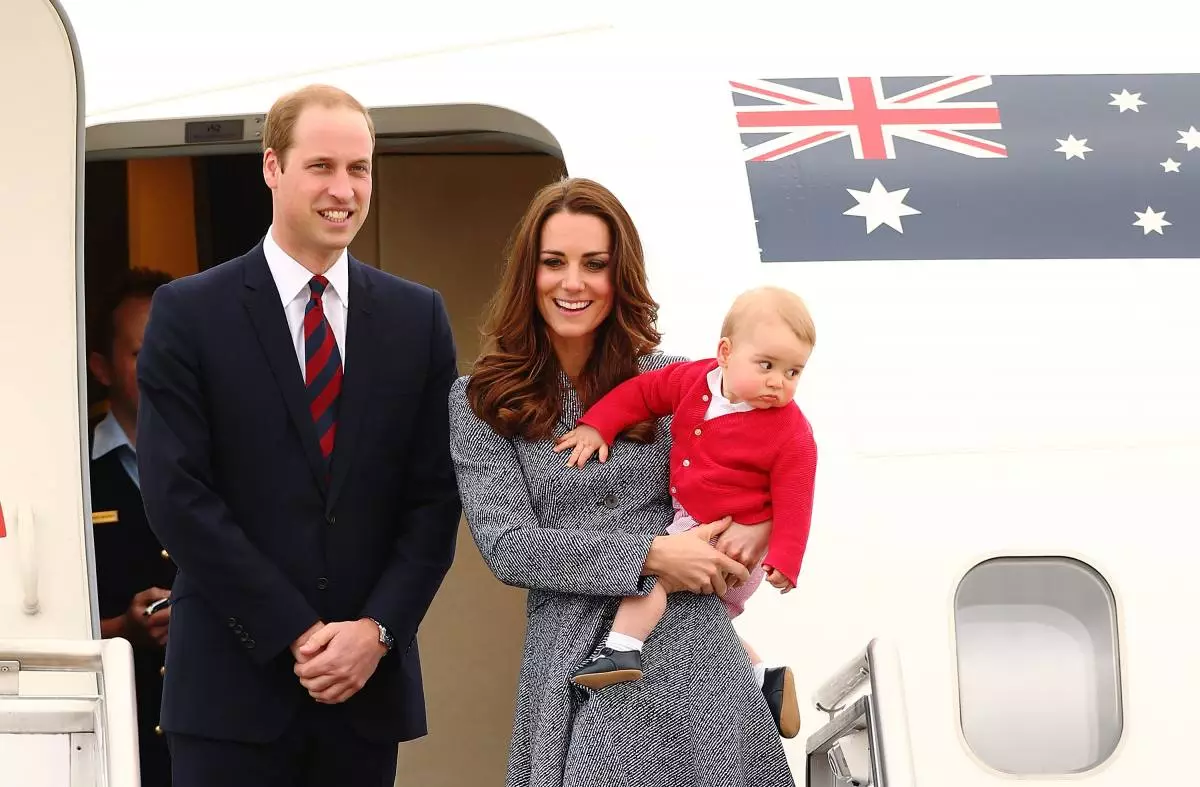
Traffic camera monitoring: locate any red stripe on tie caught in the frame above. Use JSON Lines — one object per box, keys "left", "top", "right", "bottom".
{"left": 310, "top": 366, "right": 342, "bottom": 421}
{"left": 307, "top": 329, "right": 335, "bottom": 385}
{"left": 319, "top": 422, "right": 337, "bottom": 457}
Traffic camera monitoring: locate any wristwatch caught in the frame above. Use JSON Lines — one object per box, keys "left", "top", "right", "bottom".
{"left": 368, "top": 617, "right": 394, "bottom": 652}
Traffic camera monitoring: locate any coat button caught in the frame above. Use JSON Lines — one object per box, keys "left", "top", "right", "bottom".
{"left": 160, "top": 549, "right": 170, "bottom": 560}
{"left": 603, "top": 494, "right": 618, "bottom": 509}
{"left": 317, "top": 577, "right": 329, "bottom": 590}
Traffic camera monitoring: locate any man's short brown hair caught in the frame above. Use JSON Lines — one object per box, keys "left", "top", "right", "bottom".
{"left": 261, "top": 84, "right": 375, "bottom": 170}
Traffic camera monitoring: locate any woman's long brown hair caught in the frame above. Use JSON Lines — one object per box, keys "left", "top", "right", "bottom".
{"left": 466, "top": 177, "right": 662, "bottom": 442}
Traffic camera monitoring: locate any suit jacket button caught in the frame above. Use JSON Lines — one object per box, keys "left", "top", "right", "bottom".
{"left": 316, "top": 577, "right": 329, "bottom": 590}
{"left": 245, "top": 639, "right": 256, "bottom": 649}
{"left": 227, "top": 618, "right": 237, "bottom": 628}
{"left": 327, "top": 515, "right": 336, "bottom": 526}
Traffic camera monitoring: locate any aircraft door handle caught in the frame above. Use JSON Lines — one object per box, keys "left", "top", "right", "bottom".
{"left": 9, "top": 502, "right": 39, "bottom": 615}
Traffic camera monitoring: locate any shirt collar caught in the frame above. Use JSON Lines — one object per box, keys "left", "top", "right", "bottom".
{"left": 92, "top": 410, "right": 134, "bottom": 460}
{"left": 706, "top": 366, "right": 755, "bottom": 413}
{"left": 263, "top": 225, "right": 350, "bottom": 307}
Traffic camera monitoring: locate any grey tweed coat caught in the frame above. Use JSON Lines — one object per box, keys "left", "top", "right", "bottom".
{"left": 448, "top": 351, "right": 796, "bottom": 787}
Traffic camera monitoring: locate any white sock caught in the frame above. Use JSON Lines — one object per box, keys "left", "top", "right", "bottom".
{"left": 753, "top": 663, "right": 767, "bottom": 688}
{"left": 604, "top": 632, "right": 645, "bottom": 652}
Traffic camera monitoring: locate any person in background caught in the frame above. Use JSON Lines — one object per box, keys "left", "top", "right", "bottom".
{"left": 87, "top": 265, "right": 176, "bottom": 787}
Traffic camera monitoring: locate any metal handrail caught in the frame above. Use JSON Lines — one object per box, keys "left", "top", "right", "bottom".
{"left": 813, "top": 646, "right": 870, "bottom": 713}
{"left": 0, "top": 638, "right": 140, "bottom": 787}
{"left": 807, "top": 638, "right": 916, "bottom": 787}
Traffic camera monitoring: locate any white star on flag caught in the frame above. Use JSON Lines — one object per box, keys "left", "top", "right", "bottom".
{"left": 1177, "top": 127, "right": 1200, "bottom": 151}
{"left": 1055, "top": 134, "right": 1092, "bottom": 160}
{"left": 843, "top": 179, "right": 921, "bottom": 234}
{"left": 1108, "top": 89, "right": 1145, "bottom": 112}
{"left": 1161, "top": 158, "right": 1181, "bottom": 173}
{"left": 1133, "top": 206, "right": 1170, "bottom": 235}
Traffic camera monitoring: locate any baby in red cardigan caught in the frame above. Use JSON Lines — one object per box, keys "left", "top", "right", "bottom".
{"left": 554, "top": 285, "right": 817, "bottom": 738}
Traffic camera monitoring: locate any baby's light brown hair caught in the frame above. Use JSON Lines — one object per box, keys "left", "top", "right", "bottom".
{"left": 720, "top": 286, "right": 816, "bottom": 346}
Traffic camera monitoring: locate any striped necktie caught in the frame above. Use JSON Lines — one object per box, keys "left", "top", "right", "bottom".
{"left": 304, "top": 275, "right": 342, "bottom": 466}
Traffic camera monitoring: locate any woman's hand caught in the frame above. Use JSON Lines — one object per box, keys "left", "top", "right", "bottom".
{"left": 644, "top": 517, "right": 750, "bottom": 596}
{"left": 715, "top": 518, "right": 772, "bottom": 570}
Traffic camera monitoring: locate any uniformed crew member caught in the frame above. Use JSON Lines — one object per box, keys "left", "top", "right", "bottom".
{"left": 87, "top": 266, "right": 176, "bottom": 787}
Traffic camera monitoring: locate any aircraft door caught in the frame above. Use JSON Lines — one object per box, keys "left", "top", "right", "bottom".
{"left": 0, "top": 0, "right": 93, "bottom": 643}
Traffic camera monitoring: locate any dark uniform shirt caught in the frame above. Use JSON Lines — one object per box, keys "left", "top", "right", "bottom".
{"left": 89, "top": 413, "right": 175, "bottom": 787}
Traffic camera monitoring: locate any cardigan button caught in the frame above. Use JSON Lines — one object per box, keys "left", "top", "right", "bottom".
{"left": 702, "top": 395, "right": 710, "bottom": 402}
{"left": 693, "top": 428, "right": 701, "bottom": 436}
{"left": 682, "top": 459, "right": 690, "bottom": 467}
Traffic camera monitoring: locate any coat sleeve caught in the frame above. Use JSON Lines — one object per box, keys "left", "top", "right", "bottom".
{"left": 762, "top": 427, "right": 818, "bottom": 586}
{"left": 448, "top": 377, "right": 658, "bottom": 598}
{"left": 359, "top": 289, "right": 462, "bottom": 651}
{"left": 136, "top": 282, "right": 321, "bottom": 664}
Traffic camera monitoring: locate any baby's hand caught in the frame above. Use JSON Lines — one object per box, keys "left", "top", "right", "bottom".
{"left": 553, "top": 425, "right": 609, "bottom": 467}
{"left": 764, "top": 565, "right": 794, "bottom": 594}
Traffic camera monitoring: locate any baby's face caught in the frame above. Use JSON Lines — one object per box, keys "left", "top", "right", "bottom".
{"left": 718, "top": 317, "right": 812, "bottom": 409}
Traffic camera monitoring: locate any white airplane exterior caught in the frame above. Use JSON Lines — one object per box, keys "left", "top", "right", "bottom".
{"left": 3, "top": 0, "right": 1199, "bottom": 784}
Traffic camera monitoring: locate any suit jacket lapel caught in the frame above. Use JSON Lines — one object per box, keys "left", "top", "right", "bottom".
{"left": 240, "top": 247, "right": 328, "bottom": 492}
{"left": 326, "top": 258, "right": 374, "bottom": 513}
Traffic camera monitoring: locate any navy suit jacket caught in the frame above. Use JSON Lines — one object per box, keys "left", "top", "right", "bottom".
{"left": 136, "top": 243, "right": 462, "bottom": 744}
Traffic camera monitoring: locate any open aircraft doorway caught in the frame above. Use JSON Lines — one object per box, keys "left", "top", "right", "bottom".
{"left": 83, "top": 104, "right": 567, "bottom": 786}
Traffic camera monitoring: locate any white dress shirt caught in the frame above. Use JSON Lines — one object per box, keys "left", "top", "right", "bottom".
{"left": 92, "top": 410, "right": 139, "bottom": 489}
{"left": 704, "top": 366, "right": 754, "bottom": 421}
{"left": 263, "top": 226, "right": 349, "bottom": 377}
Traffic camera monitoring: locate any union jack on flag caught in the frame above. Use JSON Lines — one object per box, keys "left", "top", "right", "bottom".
{"left": 732, "top": 75, "right": 1007, "bottom": 162}
{"left": 732, "top": 73, "right": 1200, "bottom": 261}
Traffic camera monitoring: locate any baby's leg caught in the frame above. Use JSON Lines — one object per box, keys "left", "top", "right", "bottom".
{"left": 724, "top": 576, "right": 800, "bottom": 738}
{"left": 611, "top": 581, "right": 667, "bottom": 642}
{"left": 570, "top": 583, "right": 666, "bottom": 690}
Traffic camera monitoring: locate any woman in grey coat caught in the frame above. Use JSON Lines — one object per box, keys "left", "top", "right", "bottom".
{"left": 448, "top": 177, "right": 797, "bottom": 787}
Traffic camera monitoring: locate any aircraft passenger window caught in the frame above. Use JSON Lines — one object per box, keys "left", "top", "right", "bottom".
{"left": 953, "top": 556, "right": 1123, "bottom": 775}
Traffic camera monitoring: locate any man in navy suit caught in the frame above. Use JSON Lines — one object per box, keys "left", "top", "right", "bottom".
{"left": 136, "top": 84, "right": 462, "bottom": 786}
